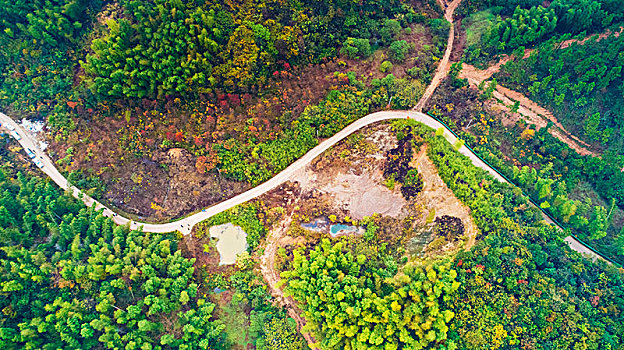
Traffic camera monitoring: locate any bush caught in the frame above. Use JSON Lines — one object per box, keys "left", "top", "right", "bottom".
{"left": 379, "top": 19, "right": 402, "bottom": 45}
{"left": 400, "top": 168, "right": 423, "bottom": 199}
{"left": 389, "top": 40, "right": 410, "bottom": 62}
{"left": 379, "top": 60, "right": 393, "bottom": 73}
{"left": 434, "top": 215, "right": 465, "bottom": 241}
{"left": 339, "top": 37, "right": 372, "bottom": 59}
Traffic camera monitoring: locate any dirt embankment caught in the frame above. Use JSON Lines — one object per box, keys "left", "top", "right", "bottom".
{"left": 463, "top": 26, "right": 623, "bottom": 84}
{"left": 457, "top": 27, "right": 624, "bottom": 158}
{"left": 559, "top": 26, "right": 622, "bottom": 49}
{"left": 480, "top": 80, "right": 598, "bottom": 157}
{"left": 412, "top": 145, "right": 478, "bottom": 250}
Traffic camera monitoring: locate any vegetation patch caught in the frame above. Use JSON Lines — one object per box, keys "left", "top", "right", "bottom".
{"left": 283, "top": 239, "right": 460, "bottom": 349}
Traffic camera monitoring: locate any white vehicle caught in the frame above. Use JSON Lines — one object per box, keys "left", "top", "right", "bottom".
{"left": 26, "top": 148, "right": 36, "bottom": 158}
{"left": 10, "top": 131, "right": 21, "bottom": 140}
{"left": 5, "top": 124, "right": 15, "bottom": 131}
{"left": 33, "top": 158, "right": 44, "bottom": 169}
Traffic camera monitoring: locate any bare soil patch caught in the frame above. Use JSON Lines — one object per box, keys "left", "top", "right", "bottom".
{"left": 413, "top": 146, "right": 478, "bottom": 252}
{"left": 450, "top": 18, "right": 466, "bottom": 61}
{"left": 290, "top": 124, "right": 477, "bottom": 252}
{"left": 257, "top": 122, "right": 479, "bottom": 347}
{"left": 292, "top": 124, "right": 406, "bottom": 220}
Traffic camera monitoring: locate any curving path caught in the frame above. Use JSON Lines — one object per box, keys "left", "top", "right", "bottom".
{"left": 2, "top": 110, "right": 610, "bottom": 265}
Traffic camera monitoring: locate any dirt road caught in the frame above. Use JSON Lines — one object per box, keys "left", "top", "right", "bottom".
{"left": 414, "top": 0, "right": 462, "bottom": 111}
{"left": 259, "top": 215, "right": 320, "bottom": 349}
{"left": 458, "top": 27, "right": 624, "bottom": 158}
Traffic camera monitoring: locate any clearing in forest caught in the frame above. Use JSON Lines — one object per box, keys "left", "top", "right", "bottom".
{"left": 258, "top": 122, "right": 479, "bottom": 348}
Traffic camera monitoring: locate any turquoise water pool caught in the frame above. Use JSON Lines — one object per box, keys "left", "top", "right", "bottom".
{"left": 330, "top": 224, "right": 358, "bottom": 237}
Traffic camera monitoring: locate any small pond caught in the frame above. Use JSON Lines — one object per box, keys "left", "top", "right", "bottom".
{"left": 301, "top": 217, "right": 364, "bottom": 237}
{"left": 209, "top": 223, "right": 248, "bottom": 265}
{"left": 329, "top": 224, "right": 360, "bottom": 237}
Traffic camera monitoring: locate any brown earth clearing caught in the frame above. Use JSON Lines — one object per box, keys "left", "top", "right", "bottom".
{"left": 453, "top": 27, "right": 624, "bottom": 158}
{"left": 257, "top": 122, "right": 477, "bottom": 348}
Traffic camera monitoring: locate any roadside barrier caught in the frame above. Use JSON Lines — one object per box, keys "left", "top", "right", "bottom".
{"left": 424, "top": 111, "right": 621, "bottom": 267}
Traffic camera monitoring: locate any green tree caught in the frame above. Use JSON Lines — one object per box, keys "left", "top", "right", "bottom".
{"left": 388, "top": 40, "right": 410, "bottom": 62}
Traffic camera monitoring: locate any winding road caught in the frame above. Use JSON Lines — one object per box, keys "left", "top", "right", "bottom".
{"left": 0, "top": 110, "right": 502, "bottom": 232}
{"left": 0, "top": 0, "right": 613, "bottom": 266}
{"left": 0, "top": 110, "right": 609, "bottom": 264}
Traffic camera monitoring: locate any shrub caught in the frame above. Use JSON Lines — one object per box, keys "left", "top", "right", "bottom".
{"left": 390, "top": 79, "right": 425, "bottom": 109}
{"left": 434, "top": 215, "right": 465, "bottom": 241}
{"left": 401, "top": 168, "right": 424, "bottom": 199}
{"left": 389, "top": 40, "right": 410, "bottom": 62}
{"left": 379, "top": 19, "right": 402, "bottom": 45}
{"left": 339, "top": 37, "right": 372, "bottom": 59}
{"left": 379, "top": 60, "right": 393, "bottom": 73}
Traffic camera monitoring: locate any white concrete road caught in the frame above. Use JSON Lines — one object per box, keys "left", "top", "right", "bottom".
{"left": 1, "top": 111, "right": 500, "bottom": 232}
{"left": 0, "top": 111, "right": 609, "bottom": 264}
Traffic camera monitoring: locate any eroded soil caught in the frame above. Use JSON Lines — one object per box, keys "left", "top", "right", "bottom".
{"left": 456, "top": 27, "right": 624, "bottom": 159}
{"left": 412, "top": 145, "right": 478, "bottom": 251}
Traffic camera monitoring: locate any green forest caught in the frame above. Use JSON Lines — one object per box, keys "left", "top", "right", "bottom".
{"left": 0, "top": 165, "right": 220, "bottom": 348}
{"left": 0, "top": 159, "right": 305, "bottom": 349}
{"left": 2, "top": 0, "right": 624, "bottom": 349}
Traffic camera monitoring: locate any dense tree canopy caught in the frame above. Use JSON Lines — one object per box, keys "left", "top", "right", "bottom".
{"left": 283, "top": 239, "right": 459, "bottom": 349}
{"left": 400, "top": 122, "right": 624, "bottom": 348}
{"left": 0, "top": 167, "right": 224, "bottom": 349}
{"left": 464, "top": 0, "right": 624, "bottom": 61}
{"left": 83, "top": 0, "right": 435, "bottom": 99}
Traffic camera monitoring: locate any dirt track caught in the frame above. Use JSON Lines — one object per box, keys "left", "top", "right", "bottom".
{"left": 460, "top": 64, "right": 598, "bottom": 157}
{"left": 259, "top": 215, "right": 320, "bottom": 349}
{"left": 414, "top": 0, "right": 462, "bottom": 111}
{"left": 460, "top": 66, "right": 598, "bottom": 156}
